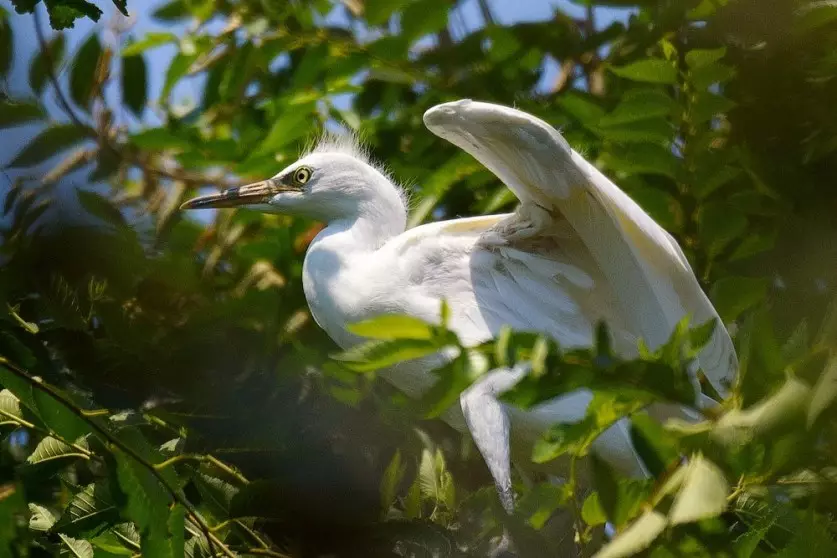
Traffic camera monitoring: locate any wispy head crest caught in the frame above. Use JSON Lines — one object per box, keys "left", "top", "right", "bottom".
{"left": 301, "top": 129, "right": 413, "bottom": 212}
{"left": 303, "top": 129, "right": 372, "bottom": 166}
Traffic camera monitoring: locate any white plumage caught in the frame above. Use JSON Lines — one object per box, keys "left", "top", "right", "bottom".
{"left": 181, "top": 99, "right": 738, "bottom": 511}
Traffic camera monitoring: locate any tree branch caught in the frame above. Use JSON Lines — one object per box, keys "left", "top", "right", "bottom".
{"left": 33, "top": 8, "right": 89, "bottom": 131}
{"left": 0, "top": 357, "right": 236, "bottom": 558}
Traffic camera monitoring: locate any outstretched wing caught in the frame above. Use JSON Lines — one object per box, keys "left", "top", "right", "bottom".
{"left": 422, "top": 99, "right": 738, "bottom": 398}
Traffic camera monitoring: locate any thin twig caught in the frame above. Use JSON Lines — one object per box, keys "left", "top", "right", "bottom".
{"left": 33, "top": 8, "right": 89, "bottom": 130}
{"left": 154, "top": 453, "right": 250, "bottom": 486}
{"left": 0, "top": 408, "right": 95, "bottom": 459}
{"left": 0, "top": 357, "right": 236, "bottom": 558}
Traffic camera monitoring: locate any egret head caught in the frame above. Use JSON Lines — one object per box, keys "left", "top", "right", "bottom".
{"left": 180, "top": 134, "right": 408, "bottom": 227}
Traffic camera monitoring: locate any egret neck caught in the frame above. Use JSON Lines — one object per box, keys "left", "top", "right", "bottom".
{"left": 301, "top": 169, "right": 408, "bottom": 346}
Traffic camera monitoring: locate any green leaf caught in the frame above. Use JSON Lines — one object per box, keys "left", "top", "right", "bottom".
{"left": 59, "top": 534, "right": 94, "bottom": 558}
{"left": 690, "top": 92, "right": 736, "bottom": 125}
{"left": 364, "top": 0, "right": 412, "bottom": 25}
{"left": 26, "top": 436, "right": 89, "bottom": 465}
{"left": 808, "top": 354, "right": 837, "bottom": 427}
{"left": 601, "top": 143, "right": 679, "bottom": 178}
{"left": 404, "top": 474, "right": 422, "bottom": 519}
{"left": 796, "top": 1, "right": 837, "bottom": 31}
{"left": 592, "top": 455, "right": 653, "bottom": 529}
{"left": 122, "top": 50, "right": 147, "bottom": 117}
{"left": 596, "top": 119, "right": 673, "bottom": 145}
{"left": 0, "top": 10, "right": 11, "bottom": 78}
{"left": 0, "top": 389, "right": 22, "bottom": 425}
{"left": 153, "top": 1, "right": 188, "bottom": 21}
{"left": 53, "top": 482, "right": 119, "bottom": 537}
{"left": 401, "top": 0, "right": 450, "bottom": 42}
{"left": 332, "top": 338, "right": 443, "bottom": 372}
{"left": 121, "top": 32, "right": 177, "bottom": 56}
{"left": 629, "top": 412, "right": 680, "bottom": 477}
{"left": 689, "top": 62, "right": 736, "bottom": 90}
{"left": 69, "top": 33, "right": 102, "bottom": 108}
{"left": 77, "top": 190, "right": 127, "bottom": 228}
{"left": 253, "top": 102, "right": 316, "bottom": 157}
{"left": 609, "top": 59, "right": 677, "bottom": 84}
{"left": 0, "top": 99, "right": 44, "bottom": 128}
{"left": 711, "top": 377, "right": 811, "bottom": 446}
{"left": 32, "top": 386, "right": 91, "bottom": 442}
{"left": 516, "top": 482, "right": 568, "bottom": 530}
{"left": 581, "top": 492, "right": 607, "bottom": 527}
{"left": 595, "top": 510, "right": 667, "bottom": 558}
{"left": 559, "top": 92, "right": 606, "bottom": 126}
{"left": 30, "top": 34, "right": 65, "bottom": 94}
{"left": 110, "top": 0, "right": 128, "bottom": 17}
{"left": 599, "top": 89, "right": 678, "bottom": 126}
{"left": 161, "top": 52, "right": 195, "bottom": 101}
{"left": 130, "top": 128, "right": 192, "bottom": 151}
{"left": 668, "top": 455, "right": 729, "bottom": 524}
{"left": 28, "top": 502, "right": 58, "bottom": 531}
{"left": 0, "top": 361, "right": 38, "bottom": 413}
{"left": 699, "top": 202, "right": 747, "bottom": 258}
{"left": 532, "top": 391, "right": 650, "bottom": 463}
{"left": 7, "top": 124, "right": 90, "bottom": 168}
{"left": 710, "top": 276, "right": 769, "bottom": 323}
{"left": 114, "top": 447, "right": 176, "bottom": 557}
{"left": 685, "top": 47, "right": 727, "bottom": 68}
{"left": 418, "top": 448, "right": 455, "bottom": 510}
{"left": 43, "top": 1, "right": 102, "bottom": 29}
{"left": 380, "top": 450, "right": 405, "bottom": 517}
{"left": 192, "top": 472, "right": 238, "bottom": 517}
{"left": 347, "top": 314, "right": 435, "bottom": 340}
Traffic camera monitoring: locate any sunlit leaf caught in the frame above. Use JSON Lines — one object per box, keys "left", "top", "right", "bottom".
{"left": 348, "top": 314, "right": 435, "bottom": 340}
{"left": 380, "top": 450, "right": 405, "bottom": 517}
{"left": 59, "top": 533, "right": 94, "bottom": 558}
{"left": 668, "top": 455, "right": 729, "bottom": 524}
{"left": 0, "top": 389, "right": 22, "bottom": 425}
{"left": 53, "top": 482, "right": 119, "bottom": 537}
{"left": 26, "top": 436, "right": 89, "bottom": 465}
{"left": 332, "top": 338, "right": 444, "bottom": 372}
{"left": 28, "top": 502, "right": 57, "bottom": 531}
{"left": 609, "top": 59, "right": 677, "bottom": 84}
{"left": 595, "top": 510, "right": 667, "bottom": 558}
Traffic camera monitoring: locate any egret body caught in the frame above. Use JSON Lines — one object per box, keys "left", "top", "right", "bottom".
{"left": 181, "top": 100, "right": 738, "bottom": 511}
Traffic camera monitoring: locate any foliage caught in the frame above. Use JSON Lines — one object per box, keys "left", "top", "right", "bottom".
{"left": 2, "top": 0, "right": 837, "bottom": 556}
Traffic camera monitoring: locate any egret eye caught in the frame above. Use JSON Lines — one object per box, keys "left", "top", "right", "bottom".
{"left": 293, "top": 166, "right": 312, "bottom": 185}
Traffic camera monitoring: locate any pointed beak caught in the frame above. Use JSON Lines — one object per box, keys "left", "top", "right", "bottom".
{"left": 180, "top": 178, "right": 295, "bottom": 210}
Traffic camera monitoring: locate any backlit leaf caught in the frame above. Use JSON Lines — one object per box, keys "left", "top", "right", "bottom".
{"left": 30, "top": 34, "right": 65, "bottom": 94}
{"left": 122, "top": 50, "right": 147, "bottom": 117}
{"left": 595, "top": 510, "right": 667, "bottom": 558}
{"left": 69, "top": 33, "right": 102, "bottom": 108}
{"left": 7, "top": 124, "right": 90, "bottom": 168}
{"left": 348, "top": 314, "right": 434, "bottom": 340}
{"left": 609, "top": 60, "right": 677, "bottom": 84}
{"left": 668, "top": 455, "right": 729, "bottom": 524}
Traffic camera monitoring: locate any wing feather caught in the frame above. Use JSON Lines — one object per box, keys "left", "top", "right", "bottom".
{"left": 423, "top": 99, "right": 738, "bottom": 397}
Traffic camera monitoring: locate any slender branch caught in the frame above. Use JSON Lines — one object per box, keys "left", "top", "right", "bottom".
{"left": 0, "top": 408, "right": 96, "bottom": 459}
{"left": 0, "top": 357, "right": 235, "bottom": 558}
{"left": 154, "top": 453, "right": 250, "bottom": 486}
{"left": 33, "top": 8, "right": 89, "bottom": 130}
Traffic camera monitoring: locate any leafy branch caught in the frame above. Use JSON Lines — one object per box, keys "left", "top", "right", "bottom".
{"left": 0, "top": 356, "right": 236, "bottom": 558}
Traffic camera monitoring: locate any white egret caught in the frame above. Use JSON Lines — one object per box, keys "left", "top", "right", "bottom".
{"left": 181, "top": 99, "right": 737, "bottom": 511}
